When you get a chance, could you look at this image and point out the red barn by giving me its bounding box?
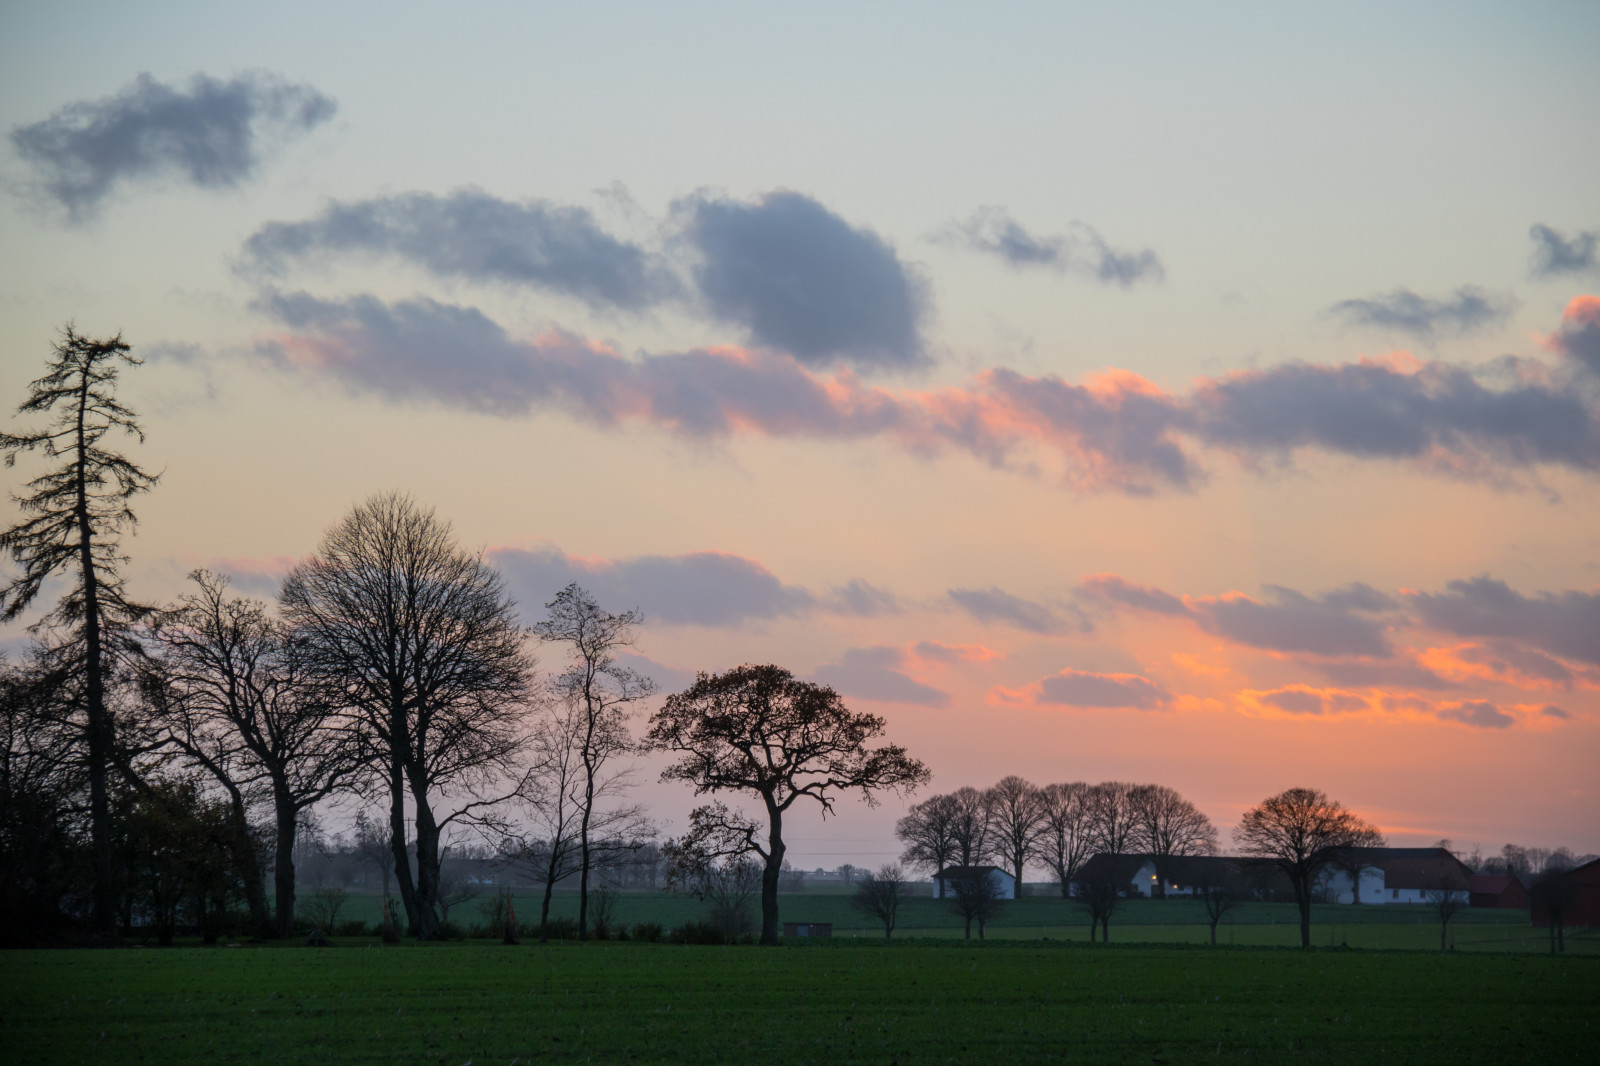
[1468,873,1528,910]
[1531,858,1600,928]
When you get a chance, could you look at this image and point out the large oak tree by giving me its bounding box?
[647,664,928,945]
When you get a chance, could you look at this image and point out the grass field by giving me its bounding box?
[345,889,1596,955]
[5,940,1597,1064]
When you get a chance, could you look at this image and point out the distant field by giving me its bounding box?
[6,940,1596,1064]
[331,889,1595,954]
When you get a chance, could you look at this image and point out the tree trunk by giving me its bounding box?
[76,494,116,942]
[1210,917,1218,946]
[410,778,442,939]
[760,798,784,946]
[1293,875,1313,948]
[272,794,298,938]
[388,756,419,936]
[577,780,593,941]
[1101,916,1110,942]
[224,786,270,937]
[964,915,972,939]
[539,876,556,944]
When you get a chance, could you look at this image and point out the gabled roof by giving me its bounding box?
[934,865,1011,879]
[1332,847,1474,888]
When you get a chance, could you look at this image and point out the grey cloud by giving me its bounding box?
[490,545,813,628]
[813,647,949,708]
[1436,700,1514,729]
[1256,689,1367,716]
[1081,574,1397,658]
[1031,668,1169,709]
[1077,574,1189,616]
[250,289,1600,493]
[1193,356,1600,476]
[947,587,1080,634]
[942,207,1165,287]
[1308,656,1452,690]
[1409,576,1600,667]
[677,190,927,370]
[1454,641,1576,686]
[1529,224,1599,279]
[1541,704,1571,720]
[1549,298,1600,378]
[241,190,679,310]
[1199,584,1395,658]
[10,72,334,221]
[1328,286,1516,339]
[824,579,902,617]
[613,650,697,695]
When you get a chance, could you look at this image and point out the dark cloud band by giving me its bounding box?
[940,207,1164,287]
[11,71,334,220]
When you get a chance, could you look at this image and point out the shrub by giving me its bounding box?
[668,920,727,946]
[437,919,466,941]
[630,922,664,943]
[335,919,371,937]
[541,916,579,940]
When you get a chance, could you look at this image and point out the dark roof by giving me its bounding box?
[1333,847,1474,887]
[1468,874,1522,894]
[934,865,1010,879]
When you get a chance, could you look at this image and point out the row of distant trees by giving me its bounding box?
[895,779,1220,900]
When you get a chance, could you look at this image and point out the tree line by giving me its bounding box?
[1,329,930,947]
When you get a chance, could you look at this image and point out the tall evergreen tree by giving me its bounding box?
[1,326,159,939]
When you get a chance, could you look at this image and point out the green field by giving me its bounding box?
[5,940,1596,1064]
[349,889,1595,955]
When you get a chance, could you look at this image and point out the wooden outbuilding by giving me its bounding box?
[1467,873,1528,910]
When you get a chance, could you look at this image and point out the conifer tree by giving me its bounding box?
[1,326,159,939]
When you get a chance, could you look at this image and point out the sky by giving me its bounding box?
[2,1,1598,871]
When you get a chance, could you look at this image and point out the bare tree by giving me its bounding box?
[1084,781,1140,855]
[647,664,928,945]
[987,776,1046,899]
[850,863,907,937]
[949,786,993,867]
[1129,784,1218,898]
[896,792,960,897]
[1529,854,1579,955]
[1234,787,1382,948]
[1194,860,1244,946]
[352,809,395,899]
[1424,883,1465,952]
[532,584,654,939]
[144,570,356,937]
[1326,825,1388,904]
[946,866,1006,939]
[493,696,650,943]
[1,327,160,939]
[280,493,533,939]
[1038,781,1094,898]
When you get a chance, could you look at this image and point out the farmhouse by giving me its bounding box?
[932,865,1016,899]
[1319,847,1472,905]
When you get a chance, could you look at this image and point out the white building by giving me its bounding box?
[932,865,1016,899]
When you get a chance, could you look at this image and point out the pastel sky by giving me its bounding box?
[3,1,1597,869]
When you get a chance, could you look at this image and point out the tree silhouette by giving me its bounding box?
[1,326,159,939]
[647,664,928,945]
[1234,787,1381,948]
[145,569,357,936]
[532,583,654,939]
[280,493,532,938]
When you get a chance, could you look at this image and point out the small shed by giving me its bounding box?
[782,922,833,938]
[1468,873,1528,910]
